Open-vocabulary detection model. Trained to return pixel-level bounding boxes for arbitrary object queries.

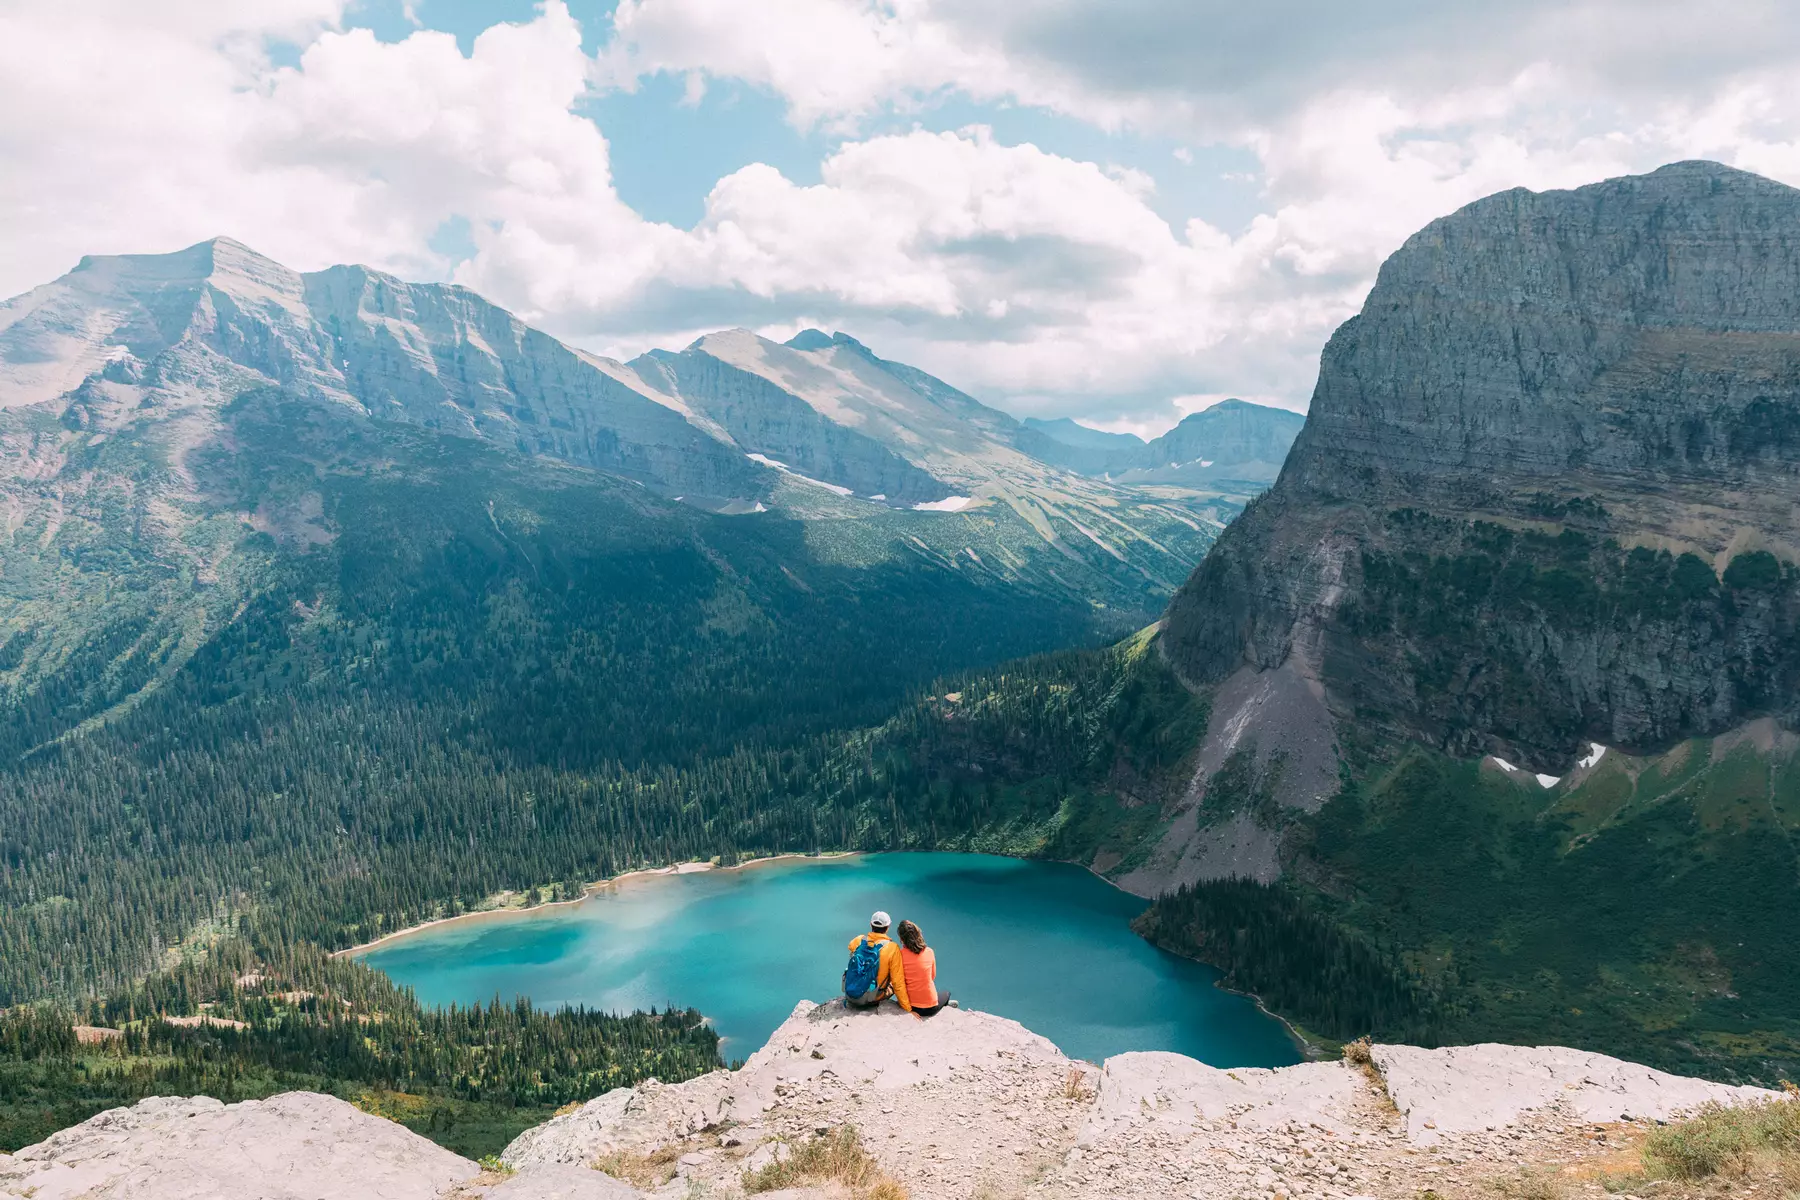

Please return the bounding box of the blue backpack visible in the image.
[843,936,883,997]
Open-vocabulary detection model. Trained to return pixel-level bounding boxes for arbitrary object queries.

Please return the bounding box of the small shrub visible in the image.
[1641,1096,1800,1181]
[1344,1037,1373,1066]
[1062,1066,1095,1101]
[743,1126,907,1200]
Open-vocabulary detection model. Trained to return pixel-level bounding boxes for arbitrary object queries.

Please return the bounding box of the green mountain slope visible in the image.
[0,940,720,1157]
[0,394,1144,998]
[0,237,1250,1004]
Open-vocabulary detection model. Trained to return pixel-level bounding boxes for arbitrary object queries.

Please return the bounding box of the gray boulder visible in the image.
[0,1092,478,1199]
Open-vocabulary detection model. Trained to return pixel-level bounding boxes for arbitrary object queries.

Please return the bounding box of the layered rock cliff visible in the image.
[1164,161,1800,769]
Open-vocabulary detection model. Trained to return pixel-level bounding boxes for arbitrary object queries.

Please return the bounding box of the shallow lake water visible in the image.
[360,852,1300,1067]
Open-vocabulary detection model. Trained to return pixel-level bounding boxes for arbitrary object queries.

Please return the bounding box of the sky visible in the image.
[5,2,1800,435]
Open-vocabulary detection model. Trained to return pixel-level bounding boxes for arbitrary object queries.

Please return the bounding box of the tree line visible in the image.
[0,936,719,1157]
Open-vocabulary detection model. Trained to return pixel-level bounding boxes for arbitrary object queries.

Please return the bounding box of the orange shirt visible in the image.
[897,945,937,1011]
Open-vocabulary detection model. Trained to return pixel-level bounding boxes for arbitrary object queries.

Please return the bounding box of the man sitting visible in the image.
[842,910,908,1009]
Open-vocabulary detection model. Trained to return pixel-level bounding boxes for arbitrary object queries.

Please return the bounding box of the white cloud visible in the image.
[596,0,1034,132]
[6,0,1800,433]
[578,0,1800,423]
[0,0,349,292]
[254,5,675,301]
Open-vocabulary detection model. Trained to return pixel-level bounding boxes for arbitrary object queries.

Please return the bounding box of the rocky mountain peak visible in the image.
[1165,160,1800,765]
[1287,158,1800,531]
[782,328,837,351]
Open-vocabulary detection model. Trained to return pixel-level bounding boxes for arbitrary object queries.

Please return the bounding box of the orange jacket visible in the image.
[846,932,908,1007]
[897,945,937,1012]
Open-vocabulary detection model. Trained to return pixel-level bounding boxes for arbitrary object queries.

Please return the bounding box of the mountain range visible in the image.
[0,237,1276,769]
[4,158,1798,1133]
[0,235,1306,1007]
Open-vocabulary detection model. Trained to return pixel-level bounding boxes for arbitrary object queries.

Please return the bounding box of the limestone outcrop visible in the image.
[2,1001,1780,1199]
[0,1092,480,1199]
[554,1003,1766,1199]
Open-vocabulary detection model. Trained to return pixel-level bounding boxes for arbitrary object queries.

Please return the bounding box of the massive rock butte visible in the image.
[0,1001,1776,1199]
[1164,161,1800,770]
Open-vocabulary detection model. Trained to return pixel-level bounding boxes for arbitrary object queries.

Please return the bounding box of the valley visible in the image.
[2,160,1799,1194]
[0,239,1304,1007]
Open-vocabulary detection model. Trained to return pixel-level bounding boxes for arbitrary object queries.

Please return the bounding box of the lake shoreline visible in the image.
[333,851,862,958]
[350,849,1298,1070]
[342,847,1314,1068]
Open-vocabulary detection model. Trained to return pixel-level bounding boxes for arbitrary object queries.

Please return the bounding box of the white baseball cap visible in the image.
[870,911,891,929]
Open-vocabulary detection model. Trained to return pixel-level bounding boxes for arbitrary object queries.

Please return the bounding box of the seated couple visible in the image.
[842,910,955,1017]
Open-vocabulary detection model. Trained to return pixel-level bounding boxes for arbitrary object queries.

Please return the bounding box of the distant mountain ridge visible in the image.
[1023,401,1304,483]
[0,238,1242,637]
[0,238,761,501]
[1022,416,1143,452]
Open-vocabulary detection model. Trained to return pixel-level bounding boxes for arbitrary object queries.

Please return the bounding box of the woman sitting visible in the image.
[894,919,953,1017]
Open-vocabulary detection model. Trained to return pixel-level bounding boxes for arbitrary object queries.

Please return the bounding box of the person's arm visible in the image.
[885,944,912,1011]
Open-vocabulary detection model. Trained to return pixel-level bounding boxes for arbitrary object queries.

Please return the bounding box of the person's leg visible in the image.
[914,990,951,1016]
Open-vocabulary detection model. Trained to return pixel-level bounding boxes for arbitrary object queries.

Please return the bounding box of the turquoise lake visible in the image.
[360,852,1301,1067]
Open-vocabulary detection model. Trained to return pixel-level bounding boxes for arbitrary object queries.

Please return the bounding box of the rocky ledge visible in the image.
[0,1001,1774,1199]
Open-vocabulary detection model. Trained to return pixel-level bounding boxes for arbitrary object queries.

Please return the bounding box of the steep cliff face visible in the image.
[1165,161,1800,768]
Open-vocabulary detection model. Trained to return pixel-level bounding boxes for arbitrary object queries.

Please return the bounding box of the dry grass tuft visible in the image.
[1062,1065,1096,1102]
[593,1144,685,1189]
[742,1125,908,1200]
[1640,1094,1800,1182]
[1488,1167,1571,1200]
[1342,1036,1400,1117]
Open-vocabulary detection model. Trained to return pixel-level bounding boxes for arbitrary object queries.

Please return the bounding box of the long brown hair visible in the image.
[896,919,926,953]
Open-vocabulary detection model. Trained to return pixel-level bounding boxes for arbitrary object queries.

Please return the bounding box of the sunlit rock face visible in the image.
[1165,161,1800,768]
[0,237,764,501]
